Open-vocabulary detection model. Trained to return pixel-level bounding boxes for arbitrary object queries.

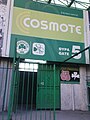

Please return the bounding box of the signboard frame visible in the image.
[10,0,86,64]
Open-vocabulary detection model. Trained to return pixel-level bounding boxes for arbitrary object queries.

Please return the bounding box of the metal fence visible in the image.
[0,58,12,120]
[0,58,60,120]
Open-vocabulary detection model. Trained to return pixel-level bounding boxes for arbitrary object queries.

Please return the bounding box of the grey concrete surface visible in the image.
[56,111,90,120]
[0,110,90,120]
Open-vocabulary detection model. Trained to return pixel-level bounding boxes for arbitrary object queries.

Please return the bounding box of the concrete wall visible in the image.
[61,66,88,111]
[0,59,12,111]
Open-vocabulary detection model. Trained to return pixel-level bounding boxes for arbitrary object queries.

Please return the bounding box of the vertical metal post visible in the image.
[30,64,35,120]
[53,64,56,120]
[45,64,48,120]
[25,71,30,120]
[49,65,52,120]
[14,61,20,120]
[7,38,17,120]
[40,64,43,120]
[20,71,25,120]
[72,85,75,111]
[7,59,16,120]
[2,62,9,111]
[1,62,9,120]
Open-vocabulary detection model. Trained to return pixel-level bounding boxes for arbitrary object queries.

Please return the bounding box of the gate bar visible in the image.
[53,64,56,120]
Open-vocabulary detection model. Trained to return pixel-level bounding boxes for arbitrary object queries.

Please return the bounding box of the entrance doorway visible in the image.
[18,71,37,109]
[17,63,60,110]
[36,64,60,109]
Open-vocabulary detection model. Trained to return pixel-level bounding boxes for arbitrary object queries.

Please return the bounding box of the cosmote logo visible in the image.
[16,11,82,35]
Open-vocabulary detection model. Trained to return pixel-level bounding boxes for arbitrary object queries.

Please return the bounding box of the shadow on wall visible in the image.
[2,0,7,5]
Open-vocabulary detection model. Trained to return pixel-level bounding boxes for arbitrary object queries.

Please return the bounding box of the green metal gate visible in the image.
[37,64,60,109]
[0,58,60,120]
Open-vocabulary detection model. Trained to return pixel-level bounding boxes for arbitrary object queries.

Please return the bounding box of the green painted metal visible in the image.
[36,64,60,109]
[7,39,18,120]
[7,63,16,120]
[0,59,61,120]
[7,59,19,120]
[10,1,86,64]
[0,56,62,120]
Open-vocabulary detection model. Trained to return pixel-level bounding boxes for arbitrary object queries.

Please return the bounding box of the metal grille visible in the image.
[0,58,60,120]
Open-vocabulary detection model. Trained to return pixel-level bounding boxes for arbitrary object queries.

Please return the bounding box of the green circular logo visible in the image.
[17,40,29,54]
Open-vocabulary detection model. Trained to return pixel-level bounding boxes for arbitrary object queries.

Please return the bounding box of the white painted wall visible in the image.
[61,66,88,111]
[2,0,14,57]
[83,11,90,64]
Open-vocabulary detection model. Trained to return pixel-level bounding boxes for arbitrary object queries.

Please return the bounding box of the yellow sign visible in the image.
[12,7,84,42]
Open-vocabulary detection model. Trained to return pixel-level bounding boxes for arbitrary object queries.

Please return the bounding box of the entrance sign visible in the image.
[10,0,85,63]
